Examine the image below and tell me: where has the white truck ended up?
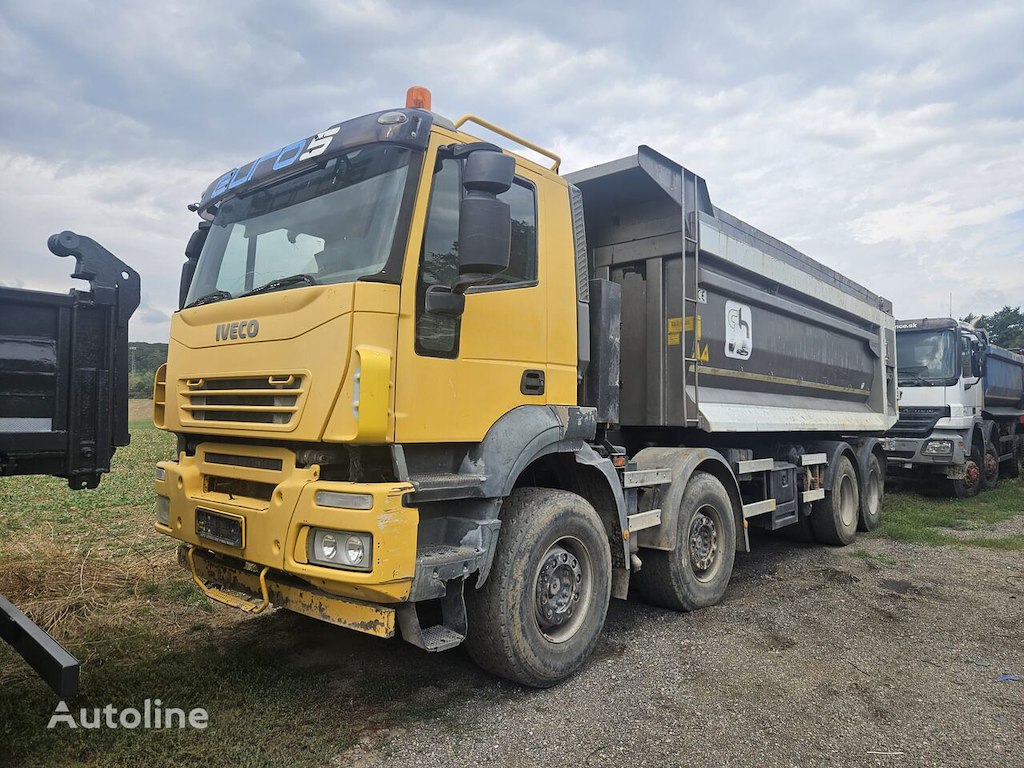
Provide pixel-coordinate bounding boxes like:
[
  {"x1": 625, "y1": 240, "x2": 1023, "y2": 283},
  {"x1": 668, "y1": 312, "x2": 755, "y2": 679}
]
[{"x1": 885, "y1": 318, "x2": 1024, "y2": 496}]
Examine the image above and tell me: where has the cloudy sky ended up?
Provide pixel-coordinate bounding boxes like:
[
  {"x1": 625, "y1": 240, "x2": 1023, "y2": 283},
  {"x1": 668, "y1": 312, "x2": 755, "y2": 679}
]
[{"x1": 2, "y1": 0, "x2": 1022, "y2": 342}]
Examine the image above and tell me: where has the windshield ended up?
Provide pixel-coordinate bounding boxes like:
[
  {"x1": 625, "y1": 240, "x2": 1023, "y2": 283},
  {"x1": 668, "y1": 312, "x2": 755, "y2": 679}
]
[
  {"x1": 896, "y1": 329, "x2": 957, "y2": 384},
  {"x1": 186, "y1": 145, "x2": 412, "y2": 305}
]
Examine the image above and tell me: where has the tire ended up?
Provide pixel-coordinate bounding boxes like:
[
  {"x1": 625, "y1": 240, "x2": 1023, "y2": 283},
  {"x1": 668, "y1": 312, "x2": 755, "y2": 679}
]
[
  {"x1": 633, "y1": 472, "x2": 737, "y2": 612},
  {"x1": 463, "y1": 487, "x2": 611, "y2": 688},
  {"x1": 951, "y1": 443, "x2": 983, "y2": 498},
  {"x1": 811, "y1": 455, "x2": 859, "y2": 545},
  {"x1": 1004, "y1": 434, "x2": 1022, "y2": 479},
  {"x1": 858, "y1": 453, "x2": 884, "y2": 532},
  {"x1": 981, "y1": 442, "x2": 1000, "y2": 491}
]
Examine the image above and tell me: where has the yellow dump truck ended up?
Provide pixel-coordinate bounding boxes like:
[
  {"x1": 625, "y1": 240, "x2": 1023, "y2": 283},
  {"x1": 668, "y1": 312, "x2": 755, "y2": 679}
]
[{"x1": 155, "y1": 88, "x2": 896, "y2": 686}]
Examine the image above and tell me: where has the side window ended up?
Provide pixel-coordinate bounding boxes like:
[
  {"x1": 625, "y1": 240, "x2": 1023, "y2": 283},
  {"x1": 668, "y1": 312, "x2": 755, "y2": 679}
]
[
  {"x1": 487, "y1": 180, "x2": 538, "y2": 285},
  {"x1": 414, "y1": 156, "x2": 539, "y2": 358},
  {"x1": 416, "y1": 159, "x2": 461, "y2": 357}
]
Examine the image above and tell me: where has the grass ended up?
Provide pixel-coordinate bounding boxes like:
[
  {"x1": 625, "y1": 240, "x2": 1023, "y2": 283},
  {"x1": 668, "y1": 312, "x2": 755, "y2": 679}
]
[
  {"x1": 2, "y1": 406, "x2": 1022, "y2": 765},
  {"x1": 880, "y1": 476, "x2": 1024, "y2": 549},
  {"x1": 1, "y1": 408, "x2": 486, "y2": 768}
]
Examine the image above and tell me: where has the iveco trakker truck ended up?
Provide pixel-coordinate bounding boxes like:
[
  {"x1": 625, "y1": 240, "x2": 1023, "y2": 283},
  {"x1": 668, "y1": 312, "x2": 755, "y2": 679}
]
[
  {"x1": 154, "y1": 88, "x2": 897, "y2": 686},
  {"x1": 885, "y1": 318, "x2": 1024, "y2": 496}
]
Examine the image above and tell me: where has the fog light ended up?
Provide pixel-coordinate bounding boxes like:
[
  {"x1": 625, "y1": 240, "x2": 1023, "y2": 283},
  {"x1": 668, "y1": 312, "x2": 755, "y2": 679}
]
[
  {"x1": 309, "y1": 528, "x2": 372, "y2": 571},
  {"x1": 321, "y1": 533, "x2": 337, "y2": 560},
  {"x1": 156, "y1": 496, "x2": 170, "y2": 526},
  {"x1": 922, "y1": 439, "x2": 953, "y2": 456},
  {"x1": 346, "y1": 535, "x2": 365, "y2": 565}
]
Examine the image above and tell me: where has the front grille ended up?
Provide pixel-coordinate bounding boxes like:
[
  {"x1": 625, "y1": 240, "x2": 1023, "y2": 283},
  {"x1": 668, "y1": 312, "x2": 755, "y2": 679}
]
[
  {"x1": 888, "y1": 406, "x2": 946, "y2": 437},
  {"x1": 180, "y1": 374, "x2": 305, "y2": 427}
]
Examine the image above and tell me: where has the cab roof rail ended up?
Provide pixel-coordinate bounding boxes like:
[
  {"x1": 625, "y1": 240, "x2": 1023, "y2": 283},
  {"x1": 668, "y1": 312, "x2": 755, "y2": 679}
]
[{"x1": 454, "y1": 114, "x2": 561, "y2": 172}]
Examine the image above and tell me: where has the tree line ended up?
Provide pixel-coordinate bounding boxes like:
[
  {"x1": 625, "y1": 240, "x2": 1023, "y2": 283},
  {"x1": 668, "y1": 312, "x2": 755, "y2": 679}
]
[{"x1": 961, "y1": 305, "x2": 1024, "y2": 350}]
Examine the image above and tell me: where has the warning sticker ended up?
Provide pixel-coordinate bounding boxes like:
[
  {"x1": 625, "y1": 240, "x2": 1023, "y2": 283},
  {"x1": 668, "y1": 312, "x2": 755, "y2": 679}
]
[{"x1": 667, "y1": 332, "x2": 681, "y2": 346}]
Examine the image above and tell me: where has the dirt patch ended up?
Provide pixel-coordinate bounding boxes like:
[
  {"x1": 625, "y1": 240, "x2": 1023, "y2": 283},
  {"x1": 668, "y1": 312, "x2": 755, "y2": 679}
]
[{"x1": 338, "y1": 534, "x2": 1024, "y2": 767}]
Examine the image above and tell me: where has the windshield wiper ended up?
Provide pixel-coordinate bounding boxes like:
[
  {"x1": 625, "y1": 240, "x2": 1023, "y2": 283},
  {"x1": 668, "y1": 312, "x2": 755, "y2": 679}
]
[
  {"x1": 185, "y1": 290, "x2": 232, "y2": 308},
  {"x1": 898, "y1": 369, "x2": 937, "y2": 386},
  {"x1": 239, "y1": 273, "x2": 317, "y2": 298}
]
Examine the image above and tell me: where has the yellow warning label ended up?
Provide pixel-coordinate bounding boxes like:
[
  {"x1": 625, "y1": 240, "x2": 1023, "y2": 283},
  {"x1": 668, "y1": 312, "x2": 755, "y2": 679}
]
[
  {"x1": 698, "y1": 344, "x2": 710, "y2": 362},
  {"x1": 668, "y1": 317, "x2": 695, "y2": 333},
  {"x1": 667, "y1": 332, "x2": 681, "y2": 346}
]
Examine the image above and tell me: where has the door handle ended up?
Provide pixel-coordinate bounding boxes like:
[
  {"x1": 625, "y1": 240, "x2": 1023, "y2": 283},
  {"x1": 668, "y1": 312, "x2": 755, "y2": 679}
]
[{"x1": 520, "y1": 369, "x2": 545, "y2": 396}]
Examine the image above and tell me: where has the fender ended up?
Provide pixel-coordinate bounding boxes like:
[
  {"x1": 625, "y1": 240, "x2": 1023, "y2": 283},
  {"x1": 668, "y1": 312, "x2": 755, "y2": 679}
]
[
  {"x1": 806, "y1": 440, "x2": 856, "y2": 490},
  {"x1": 632, "y1": 446, "x2": 747, "y2": 554},
  {"x1": 465, "y1": 406, "x2": 628, "y2": 567}
]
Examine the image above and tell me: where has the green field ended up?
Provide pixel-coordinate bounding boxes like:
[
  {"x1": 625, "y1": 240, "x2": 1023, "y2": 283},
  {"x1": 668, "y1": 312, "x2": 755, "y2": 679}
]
[{"x1": 1, "y1": 419, "x2": 1022, "y2": 767}]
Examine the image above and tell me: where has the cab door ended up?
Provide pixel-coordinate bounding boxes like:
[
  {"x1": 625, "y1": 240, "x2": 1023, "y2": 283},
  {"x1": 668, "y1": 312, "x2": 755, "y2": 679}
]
[{"x1": 394, "y1": 136, "x2": 547, "y2": 442}]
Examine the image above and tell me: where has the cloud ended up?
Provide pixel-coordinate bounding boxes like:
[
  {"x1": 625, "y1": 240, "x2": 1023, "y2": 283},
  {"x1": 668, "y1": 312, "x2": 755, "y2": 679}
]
[{"x1": 1, "y1": 0, "x2": 1021, "y2": 342}]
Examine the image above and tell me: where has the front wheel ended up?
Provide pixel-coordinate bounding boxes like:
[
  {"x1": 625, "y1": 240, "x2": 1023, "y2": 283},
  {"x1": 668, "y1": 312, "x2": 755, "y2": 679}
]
[
  {"x1": 464, "y1": 487, "x2": 611, "y2": 688},
  {"x1": 951, "y1": 443, "x2": 983, "y2": 499}
]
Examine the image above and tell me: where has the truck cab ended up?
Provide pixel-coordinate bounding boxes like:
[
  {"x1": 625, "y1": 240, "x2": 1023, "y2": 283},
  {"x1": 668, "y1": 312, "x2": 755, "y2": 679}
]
[{"x1": 885, "y1": 318, "x2": 1024, "y2": 495}]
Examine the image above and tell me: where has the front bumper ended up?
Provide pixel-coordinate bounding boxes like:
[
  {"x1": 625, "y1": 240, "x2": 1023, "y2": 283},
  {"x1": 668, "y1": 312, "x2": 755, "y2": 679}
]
[
  {"x1": 884, "y1": 430, "x2": 967, "y2": 478},
  {"x1": 155, "y1": 443, "x2": 418, "y2": 606},
  {"x1": 179, "y1": 546, "x2": 397, "y2": 637}
]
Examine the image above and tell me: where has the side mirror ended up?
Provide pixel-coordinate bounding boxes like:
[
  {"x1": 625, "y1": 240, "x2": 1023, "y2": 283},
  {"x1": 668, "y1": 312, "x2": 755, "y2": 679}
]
[
  {"x1": 971, "y1": 348, "x2": 985, "y2": 378},
  {"x1": 179, "y1": 222, "x2": 210, "y2": 309},
  {"x1": 456, "y1": 150, "x2": 514, "y2": 283}
]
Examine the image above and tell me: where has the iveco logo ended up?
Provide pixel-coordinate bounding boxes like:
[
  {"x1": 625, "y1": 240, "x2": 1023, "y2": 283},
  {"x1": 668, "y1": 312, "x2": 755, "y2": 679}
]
[{"x1": 215, "y1": 320, "x2": 260, "y2": 342}]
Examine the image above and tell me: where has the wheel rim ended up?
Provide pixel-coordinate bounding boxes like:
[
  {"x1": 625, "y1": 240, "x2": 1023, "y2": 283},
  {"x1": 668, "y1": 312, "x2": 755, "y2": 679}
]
[
  {"x1": 839, "y1": 474, "x2": 857, "y2": 529},
  {"x1": 963, "y1": 458, "x2": 980, "y2": 490},
  {"x1": 534, "y1": 536, "x2": 592, "y2": 644},
  {"x1": 867, "y1": 468, "x2": 882, "y2": 519},
  {"x1": 984, "y1": 451, "x2": 998, "y2": 482},
  {"x1": 688, "y1": 506, "x2": 721, "y2": 583}
]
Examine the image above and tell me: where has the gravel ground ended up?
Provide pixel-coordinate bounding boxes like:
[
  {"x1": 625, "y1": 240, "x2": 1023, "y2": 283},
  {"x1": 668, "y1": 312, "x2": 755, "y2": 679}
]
[{"x1": 331, "y1": 532, "x2": 1023, "y2": 768}]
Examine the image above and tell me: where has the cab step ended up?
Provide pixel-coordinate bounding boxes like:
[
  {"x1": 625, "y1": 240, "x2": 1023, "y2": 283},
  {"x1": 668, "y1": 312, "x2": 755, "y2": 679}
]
[{"x1": 396, "y1": 579, "x2": 467, "y2": 652}]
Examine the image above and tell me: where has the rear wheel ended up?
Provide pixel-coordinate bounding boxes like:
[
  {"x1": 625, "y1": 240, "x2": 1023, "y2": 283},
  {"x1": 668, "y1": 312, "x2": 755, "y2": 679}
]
[
  {"x1": 981, "y1": 442, "x2": 1000, "y2": 491},
  {"x1": 633, "y1": 472, "x2": 737, "y2": 611},
  {"x1": 858, "y1": 453, "x2": 883, "y2": 532},
  {"x1": 1003, "y1": 433, "x2": 1022, "y2": 479},
  {"x1": 463, "y1": 487, "x2": 611, "y2": 688},
  {"x1": 951, "y1": 443, "x2": 983, "y2": 498},
  {"x1": 811, "y1": 455, "x2": 859, "y2": 545}
]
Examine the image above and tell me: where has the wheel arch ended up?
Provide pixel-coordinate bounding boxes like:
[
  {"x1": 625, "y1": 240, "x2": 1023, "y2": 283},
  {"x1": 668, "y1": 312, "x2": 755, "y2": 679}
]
[{"x1": 631, "y1": 447, "x2": 747, "y2": 554}]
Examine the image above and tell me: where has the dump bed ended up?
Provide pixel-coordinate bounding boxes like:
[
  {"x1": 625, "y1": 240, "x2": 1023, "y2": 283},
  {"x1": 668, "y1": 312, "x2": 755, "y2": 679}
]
[
  {"x1": 984, "y1": 344, "x2": 1024, "y2": 411},
  {"x1": 568, "y1": 146, "x2": 897, "y2": 434}
]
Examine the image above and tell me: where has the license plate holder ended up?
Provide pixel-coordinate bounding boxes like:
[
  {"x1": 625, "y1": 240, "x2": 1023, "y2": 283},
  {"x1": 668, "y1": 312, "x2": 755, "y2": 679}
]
[{"x1": 195, "y1": 508, "x2": 244, "y2": 548}]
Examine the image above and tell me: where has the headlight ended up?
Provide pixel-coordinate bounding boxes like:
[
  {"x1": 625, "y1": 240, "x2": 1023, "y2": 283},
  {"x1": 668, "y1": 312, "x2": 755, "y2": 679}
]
[
  {"x1": 156, "y1": 495, "x2": 170, "y2": 526},
  {"x1": 922, "y1": 439, "x2": 953, "y2": 456},
  {"x1": 308, "y1": 528, "x2": 372, "y2": 571},
  {"x1": 315, "y1": 491, "x2": 373, "y2": 510},
  {"x1": 154, "y1": 466, "x2": 166, "y2": 481}
]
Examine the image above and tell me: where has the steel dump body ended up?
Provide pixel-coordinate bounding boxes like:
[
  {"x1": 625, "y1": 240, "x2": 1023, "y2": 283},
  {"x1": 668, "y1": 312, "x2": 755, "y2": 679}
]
[
  {"x1": 984, "y1": 344, "x2": 1024, "y2": 410},
  {"x1": 568, "y1": 146, "x2": 897, "y2": 435}
]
